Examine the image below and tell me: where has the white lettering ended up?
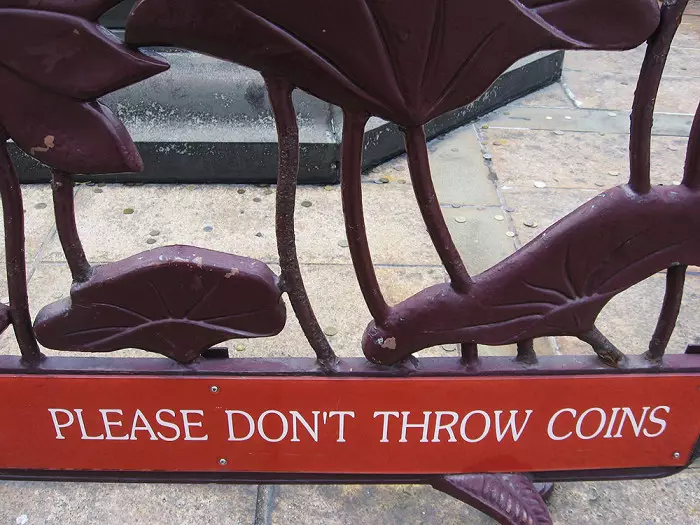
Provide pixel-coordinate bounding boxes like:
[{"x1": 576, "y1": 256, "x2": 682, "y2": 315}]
[
  {"x1": 547, "y1": 408, "x2": 576, "y2": 441},
  {"x1": 155, "y1": 409, "x2": 181, "y2": 441},
  {"x1": 74, "y1": 408, "x2": 104, "y2": 440},
  {"x1": 130, "y1": 409, "x2": 158, "y2": 441},
  {"x1": 291, "y1": 411, "x2": 320, "y2": 442},
  {"x1": 328, "y1": 411, "x2": 355, "y2": 443},
  {"x1": 494, "y1": 410, "x2": 533, "y2": 443},
  {"x1": 614, "y1": 407, "x2": 650, "y2": 438},
  {"x1": 99, "y1": 409, "x2": 128, "y2": 440},
  {"x1": 643, "y1": 406, "x2": 670, "y2": 438},
  {"x1": 576, "y1": 408, "x2": 607, "y2": 440},
  {"x1": 460, "y1": 410, "x2": 490, "y2": 443},
  {"x1": 48, "y1": 408, "x2": 74, "y2": 440},
  {"x1": 180, "y1": 410, "x2": 208, "y2": 441},
  {"x1": 374, "y1": 411, "x2": 400, "y2": 443},
  {"x1": 258, "y1": 410, "x2": 288, "y2": 443},
  {"x1": 603, "y1": 407, "x2": 622, "y2": 438},
  {"x1": 432, "y1": 411, "x2": 459, "y2": 443},
  {"x1": 400, "y1": 411, "x2": 432, "y2": 443},
  {"x1": 226, "y1": 410, "x2": 255, "y2": 442}
]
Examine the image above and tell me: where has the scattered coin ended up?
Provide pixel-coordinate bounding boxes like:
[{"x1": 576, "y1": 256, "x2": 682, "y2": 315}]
[
  {"x1": 441, "y1": 344, "x2": 457, "y2": 353},
  {"x1": 253, "y1": 197, "x2": 262, "y2": 203},
  {"x1": 338, "y1": 239, "x2": 349, "y2": 248},
  {"x1": 237, "y1": 188, "x2": 246, "y2": 194},
  {"x1": 123, "y1": 207, "x2": 134, "y2": 215},
  {"x1": 301, "y1": 200, "x2": 313, "y2": 207},
  {"x1": 668, "y1": 145, "x2": 679, "y2": 151},
  {"x1": 523, "y1": 220, "x2": 538, "y2": 228},
  {"x1": 506, "y1": 231, "x2": 516, "y2": 237},
  {"x1": 264, "y1": 188, "x2": 274, "y2": 195},
  {"x1": 393, "y1": 165, "x2": 406, "y2": 172},
  {"x1": 595, "y1": 182, "x2": 605, "y2": 187},
  {"x1": 146, "y1": 238, "x2": 156, "y2": 245},
  {"x1": 93, "y1": 188, "x2": 103, "y2": 194},
  {"x1": 324, "y1": 185, "x2": 334, "y2": 191},
  {"x1": 483, "y1": 153, "x2": 493, "y2": 161},
  {"x1": 324, "y1": 326, "x2": 339, "y2": 337},
  {"x1": 235, "y1": 343, "x2": 245, "y2": 352},
  {"x1": 545, "y1": 116, "x2": 553, "y2": 120},
  {"x1": 451, "y1": 148, "x2": 459, "y2": 152},
  {"x1": 608, "y1": 170, "x2": 620, "y2": 176},
  {"x1": 454, "y1": 216, "x2": 467, "y2": 224},
  {"x1": 533, "y1": 181, "x2": 547, "y2": 188},
  {"x1": 34, "y1": 202, "x2": 47, "y2": 210},
  {"x1": 504, "y1": 206, "x2": 516, "y2": 213},
  {"x1": 481, "y1": 124, "x2": 489, "y2": 129},
  {"x1": 379, "y1": 177, "x2": 390, "y2": 184},
  {"x1": 494, "y1": 214, "x2": 505, "y2": 221},
  {"x1": 397, "y1": 179, "x2": 407, "y2": 184},
  {"x1": 203, "y1": 225, "x2": 213, "y2": 232},
  {"x1": 97, "y1": 182, "x2": 106, "y2": 187},
  {"x1": 553, "y1": 130, "x2": 565, "y2": 136},
  {"x1": 149, "y1": 229, "x2": 160, "y2": 236},
  {"x1": 564, "y1": 116, "x2": 572, "y2": 120},
  {"x1": 608, "y1": 112, "x2": 617, "y2": 117},
  {"x1": 255, "y1": 232, "x2": 263, "y2": 238}
]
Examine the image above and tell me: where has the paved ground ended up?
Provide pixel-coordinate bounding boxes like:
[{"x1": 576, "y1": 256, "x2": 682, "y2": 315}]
[{"x1": 2, "y1": 5, "x2": 700, "y2": 525}]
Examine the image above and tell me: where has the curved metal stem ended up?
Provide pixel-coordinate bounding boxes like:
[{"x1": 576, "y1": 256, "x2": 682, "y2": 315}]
[
  {"x1": 682, "y1": 101, "x2": 700, "y2": 188},
  {"x1": 265, "y1": 76, "x2": 338, "y2": 370},
  {"x1": 51, "y1": 170, "x2": 91, "y2": 283},
  {"x1": 341, "y1": 110, "x2": 390, "y2": 323},
  {"x1": 647, "y1": 264, "x2": 687, "y2": 360},
  {"x1": 629, "y1": 0, "x2": 689, "y2": 194},
  {"x1": 404, "y1": 125, "x2": 472, "y2": 292},
  {"x1": 0, "y1": 142, "x2": 41, "y2": 364}
]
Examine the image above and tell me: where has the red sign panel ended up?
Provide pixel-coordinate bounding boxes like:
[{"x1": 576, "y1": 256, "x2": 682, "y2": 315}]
[{"x1": 0, "y1": 374, "x2": 698, "y2": 474}]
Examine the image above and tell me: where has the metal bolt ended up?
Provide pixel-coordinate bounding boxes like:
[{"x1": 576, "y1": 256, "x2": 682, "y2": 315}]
[
  {"x1": 210, "y1": 386, "x2": 219, "y2": 393},
  {"x1": 219, "y1": 458, "x2": 228, "y2": 466},
  {"x1": 673, "y1": 452, "x2": 681, "y2": 459}
]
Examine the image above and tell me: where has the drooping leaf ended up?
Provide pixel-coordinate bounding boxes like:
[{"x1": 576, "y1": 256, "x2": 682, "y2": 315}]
[
  {"x1": 0, "y1": 9, "x2": 168, "y2": 100},
  {"x1": 34, "y1": 246, "x2": 287, "y2": 363},
  {"x1": 126, "y1": 0, "x2": 659, "y2": 126},
  {"x1": 434, "y1": 474, "x2": 553, "y2": 525},
  {"x1": 0, "y1": 1, "x2": 123, "y2": 21},
  {"x1": 0, "y1": 64, "x2": 143, "y2": 173}
]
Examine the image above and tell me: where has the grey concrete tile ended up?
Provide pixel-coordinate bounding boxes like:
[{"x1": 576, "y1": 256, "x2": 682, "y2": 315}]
[
  {"x1": 500, "y1": 187, "x2": 599, "y2": 246},
  {"x1": 566, "y1": 46, "x2": 700, "y2": 79},
  {"x1": 563, "y1": 70, "x2": 700, "y2": 114},
  {"x1": 270, "y1": 484, "x2": 493, "y2": 525},
  {"x1": 556, "y1": 272, "x2": 700, "y2": 357},
  {"x1": 484, "y1": 106, "x2": 694, "y2": 137},
  {"x1": 442, "y1": 207, "x2": 517, "y2": 275},
  {"x1": 239, "y1": 264, "x2": 447, "y2": 359},
  {"x1": 513, "y1": 82, "x2": 574, "y2": 108},
  {"x1": 269, "y1": 473, "x2": 700, "y2": 525},
  {"x1": 672, "y1": 16, "x2": 700, "y2": 49},
  {"x1": 485, "y1": 129, "x2": 688, "y2": 191},
  {"x1": 547, "y1": 471, "x2": 700, "y2": 525},
  {"x1": 368, "y1": 127, "x2": 500, "y2": 207},
  {"x1": 0, "y1": 481, "x2": 257, "y2": 525},
  {"x1": 39, "y1": 182, "x2": 444, "y2": 267},
  {"x1": 0, "y1": 185, "x2": 56, "y2": 264}
]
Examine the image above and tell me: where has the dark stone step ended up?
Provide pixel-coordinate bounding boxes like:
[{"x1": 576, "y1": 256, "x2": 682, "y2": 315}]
[{"x1": 10, "y1": 49, "x2": 563, "y2": 184}]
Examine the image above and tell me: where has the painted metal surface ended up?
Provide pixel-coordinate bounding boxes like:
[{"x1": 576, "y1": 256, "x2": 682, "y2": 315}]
[
  {"x1": 0, "y1": 372, "x2": 697, "y2": 474},
  {"x1": 0, "y1": 0, "x2": 698, "y2": 523}
]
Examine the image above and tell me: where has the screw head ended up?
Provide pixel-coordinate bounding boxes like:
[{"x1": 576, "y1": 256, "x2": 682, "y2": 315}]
[
  {"x1": 219, "y1": 458, "x2": 228, "y2": 466},
  {"x1": 210, "y1": 386, "x2": 219, "y2": 393},
  {"x1": 673, "y1": 452, "x2": 681, "y2": 459}
]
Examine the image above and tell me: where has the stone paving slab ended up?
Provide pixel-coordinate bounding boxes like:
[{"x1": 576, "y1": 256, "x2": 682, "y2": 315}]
[{"x1": 2, "y1": 5, "x2": 700, "y2": 524}]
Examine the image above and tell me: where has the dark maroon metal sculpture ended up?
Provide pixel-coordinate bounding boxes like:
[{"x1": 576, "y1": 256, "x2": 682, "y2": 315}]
[{"x1": 0, "y1": 0, "x2": 698, "y2": 523}]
